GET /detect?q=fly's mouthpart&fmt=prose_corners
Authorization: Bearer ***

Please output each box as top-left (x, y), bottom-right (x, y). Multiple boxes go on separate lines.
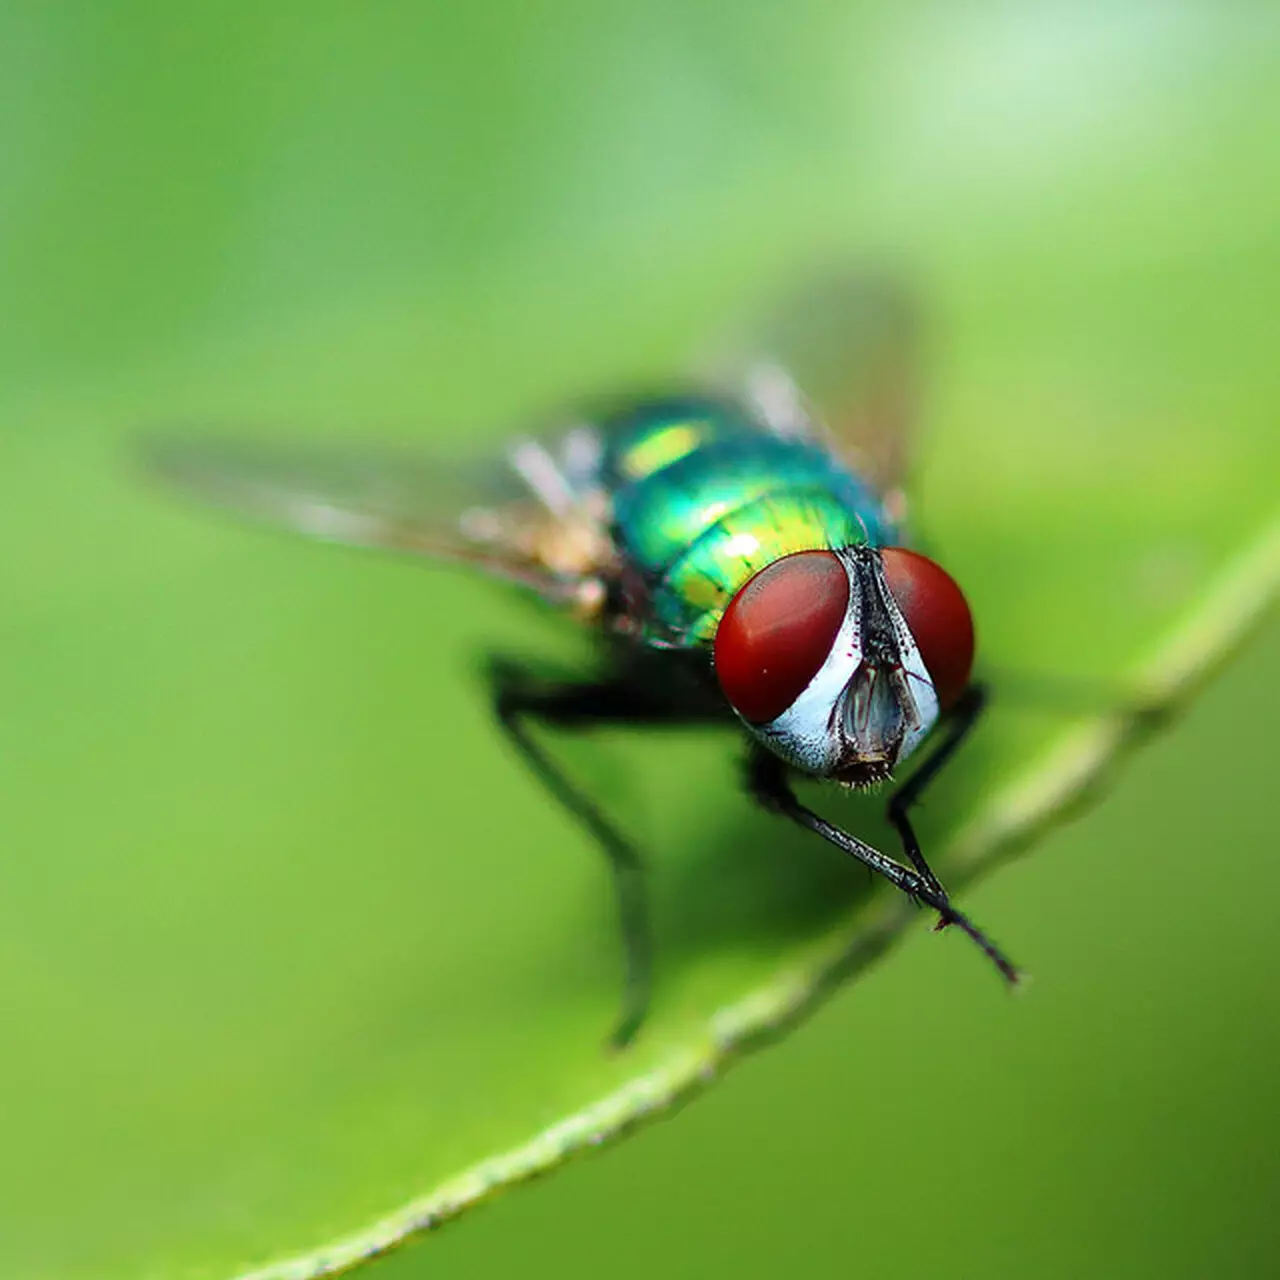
top-left (832, 754), bottom-right (895, 790)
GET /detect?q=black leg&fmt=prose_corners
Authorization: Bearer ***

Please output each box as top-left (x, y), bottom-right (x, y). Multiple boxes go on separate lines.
top-left (747, 743), bottom-right (1019, 985)
top-left (489, 657), bottom-right (712, 1048)
top-left (886, 682), bottom-right (988, 923)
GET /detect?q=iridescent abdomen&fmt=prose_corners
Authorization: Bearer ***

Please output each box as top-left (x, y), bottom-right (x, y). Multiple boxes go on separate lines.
top-left (604, 399), bottom-right (897, 646)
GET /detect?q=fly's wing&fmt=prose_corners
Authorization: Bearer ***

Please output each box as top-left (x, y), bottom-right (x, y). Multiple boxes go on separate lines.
top-left (711, 268), bottom-right (921, 493)
top-left (143, 433), bottom-right (614, 607)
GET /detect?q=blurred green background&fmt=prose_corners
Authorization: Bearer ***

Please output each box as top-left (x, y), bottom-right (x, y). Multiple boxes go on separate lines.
top-left (1, 2), bottom-right (1277, 1278)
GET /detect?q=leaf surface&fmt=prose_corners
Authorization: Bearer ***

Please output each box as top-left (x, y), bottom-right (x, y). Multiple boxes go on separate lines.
top-left (0, 5), bottom-right (1276, 1278)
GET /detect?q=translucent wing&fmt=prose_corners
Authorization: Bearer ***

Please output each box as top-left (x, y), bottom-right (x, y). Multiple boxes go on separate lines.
top-left (145, 271), bottom-right (916, 603)
top-left (712, 268), bottom-right (921, 492)
top-left (143, 433), bottom-right (615, 606)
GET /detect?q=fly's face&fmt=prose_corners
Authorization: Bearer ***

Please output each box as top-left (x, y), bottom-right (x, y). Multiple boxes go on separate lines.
top-left (714, 546), bottom-right (975, 787)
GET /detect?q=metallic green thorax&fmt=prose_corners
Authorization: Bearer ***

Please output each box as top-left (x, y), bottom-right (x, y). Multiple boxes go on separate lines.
top-left (602, 398), bottom-right (897, 646)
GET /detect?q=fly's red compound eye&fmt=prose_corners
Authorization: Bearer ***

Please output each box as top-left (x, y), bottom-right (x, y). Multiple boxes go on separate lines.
top-left (880, 547), bottom-right (975, 710)
top-left (714, 550), bottom-right (849, 724)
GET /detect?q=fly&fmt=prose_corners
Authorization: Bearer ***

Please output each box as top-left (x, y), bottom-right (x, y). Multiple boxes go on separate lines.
top-left (146, 273), bottom-right (1020, 1046)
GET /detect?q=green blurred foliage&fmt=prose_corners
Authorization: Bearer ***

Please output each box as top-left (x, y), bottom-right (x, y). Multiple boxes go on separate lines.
top-left (0, 2), bottom-right (1276, 1278)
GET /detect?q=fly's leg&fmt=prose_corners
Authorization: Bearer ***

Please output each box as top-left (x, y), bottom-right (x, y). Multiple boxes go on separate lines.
top-left (887, 682), bottom-right (988, 927)
top-left (489, 657), bottom-right (711, 1049)
top-left (747, 742), bottom-right (1019, 985)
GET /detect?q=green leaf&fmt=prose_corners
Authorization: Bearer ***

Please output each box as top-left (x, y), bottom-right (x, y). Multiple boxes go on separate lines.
top-left (1, 5), bottom-right (1277, 1280)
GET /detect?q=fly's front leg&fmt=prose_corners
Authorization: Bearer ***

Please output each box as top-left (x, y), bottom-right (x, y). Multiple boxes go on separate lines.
top-left (489, 656), bottom-right (709, 1049)
top-left (747, 741), bottom-right (1019, 985)
top-left (887, 682), bottom-right (988, 929)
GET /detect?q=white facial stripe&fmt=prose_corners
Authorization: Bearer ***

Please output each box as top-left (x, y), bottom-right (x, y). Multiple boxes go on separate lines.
top-left (877, 575), bottom-right (940, 764)
top-left (756, 562), bottom-right (864, 774)
top-left (751, 550), bottom-right (940, 777)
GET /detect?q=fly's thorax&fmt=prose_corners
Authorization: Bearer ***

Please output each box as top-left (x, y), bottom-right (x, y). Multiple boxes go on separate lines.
top-left (595, 396), bottom-right (903, 649)
top-left (601, 396), bottom-right (759, 485)
top-left (653, 490), bottom-right (870, 644)
top-left (715, 546), bottom-right (944, 786)
top-left (613, 434), bottom-right (884, 571)
top-left (608, 445), bottom-right (892, 647)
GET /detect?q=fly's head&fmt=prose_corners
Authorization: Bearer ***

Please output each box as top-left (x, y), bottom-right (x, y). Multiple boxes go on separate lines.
top-left (713, 545), bottom-right (975, 788)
